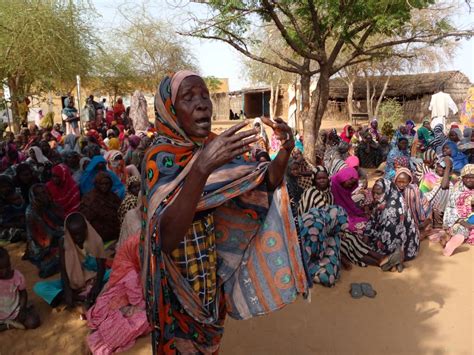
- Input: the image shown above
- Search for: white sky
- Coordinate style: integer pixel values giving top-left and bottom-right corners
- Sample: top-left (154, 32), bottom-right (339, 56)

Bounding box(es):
top-left (93, 0), bottom-right (474, 91)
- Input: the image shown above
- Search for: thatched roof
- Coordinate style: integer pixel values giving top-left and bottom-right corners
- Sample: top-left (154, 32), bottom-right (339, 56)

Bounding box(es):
top-left (328, 70), bottom-right (471, 100)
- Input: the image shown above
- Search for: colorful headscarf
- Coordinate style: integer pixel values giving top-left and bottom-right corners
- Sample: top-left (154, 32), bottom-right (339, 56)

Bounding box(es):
top-left (46, 164), bottom-right (80, 216)
top-left (461, 164), bottom-right (474, 177)
top-left (330, 167), bottom-right (367, 232)
top-left (105, 149), bottom-right (128, 184)
top-left (340, 125), bottom-right (353, 143)
top-left (141, 71), bottom-right (307, 354)
top-left (79, 155), bottom-right (125, 199)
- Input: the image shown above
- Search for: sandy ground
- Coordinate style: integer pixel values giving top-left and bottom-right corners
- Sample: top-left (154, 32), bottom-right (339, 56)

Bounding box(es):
top-left (1, 238), bottom-right (472, 355)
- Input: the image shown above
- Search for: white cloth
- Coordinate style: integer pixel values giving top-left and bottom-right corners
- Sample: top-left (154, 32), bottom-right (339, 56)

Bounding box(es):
top-left (429, 92), bottom-right (458, 118)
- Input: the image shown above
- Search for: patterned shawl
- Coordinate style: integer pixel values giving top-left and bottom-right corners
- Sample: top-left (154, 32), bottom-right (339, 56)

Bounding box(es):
top-left (395, 168), bottom-right (430, 226)
top-left (141, 71), bottom-right (307, 354)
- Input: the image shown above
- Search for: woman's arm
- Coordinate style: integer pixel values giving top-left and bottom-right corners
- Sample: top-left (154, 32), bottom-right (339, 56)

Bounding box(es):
top-left (59, 240), bottom-right (74, 307)
top-left (87, 258), bottom-right (106, 306)
top-left (160, 122), bottom-right (258, 253)
top-left (440, 157), bottom-right (452, 190)
top-left (263, 118), bottom-right (294, 190)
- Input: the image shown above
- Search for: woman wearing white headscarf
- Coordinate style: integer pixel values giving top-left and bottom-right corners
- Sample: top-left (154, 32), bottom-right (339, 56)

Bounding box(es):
top-left (129, 91), bottom-right (149, 132)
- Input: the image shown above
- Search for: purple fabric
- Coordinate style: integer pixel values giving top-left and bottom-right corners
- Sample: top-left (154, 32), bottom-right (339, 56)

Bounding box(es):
top-left (331, 167), bottom-right (367, 231)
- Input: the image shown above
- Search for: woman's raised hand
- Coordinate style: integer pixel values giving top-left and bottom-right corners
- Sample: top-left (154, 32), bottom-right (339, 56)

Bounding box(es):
top-left (197, 120), bottom-right (259, 176)
top-left (261, 117), bottom-right (294, 151)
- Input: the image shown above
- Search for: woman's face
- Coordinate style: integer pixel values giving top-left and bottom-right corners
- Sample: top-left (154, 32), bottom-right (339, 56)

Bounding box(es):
top-left (96, 177), bottom-right (112, 194)
top-left (435, 163), bottom-right (445, 177)
top-left (51, 172), bottom-right (62, 186)
top-left (66, 154), bottom-right (80, 169)
top-left (29, 149), bottom-right (36, 161)
top-left (129, 181), bottom-right (141, 196)
top-left (18, 168), bottom-right (33, 185)
top-left (395, 172), bottom-right (411, 191)
top-left (96, 162), bottom-right (106, 171)
top-left (463, 174), bottom-right (474, 189)
top-left (341, 178), bottom-right (357, 190)
top-left (0, 181), bottom-right (13, 198)
top-left (372, 183), bottom-right (384, 202)
top-left (174, 76), bottom-right (212, 138)
top-left (363, 134), bottom-right (372, 143)
top-left (448, 130), bottom-right (459, 142)
top-left (442, 144), bottom-right (452, 157)
top-left (289, 163), bottom-right (300, 177)
top-left (348, 127), bottom-right (354, 135)
top-left (398, 139), bottom-right (408, 151)
top-left (33, 185), bottom-right (50, 205)
top-left (314, 171), bottom-right (329, 190)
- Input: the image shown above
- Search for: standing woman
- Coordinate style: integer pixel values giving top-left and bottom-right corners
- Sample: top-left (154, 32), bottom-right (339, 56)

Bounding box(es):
top-left (141, 71), bottom-right (307, 353)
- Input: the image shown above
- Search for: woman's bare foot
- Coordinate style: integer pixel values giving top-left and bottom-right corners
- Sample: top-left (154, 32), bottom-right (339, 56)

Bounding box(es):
top-left (341, 255), bottom-right (353, 270)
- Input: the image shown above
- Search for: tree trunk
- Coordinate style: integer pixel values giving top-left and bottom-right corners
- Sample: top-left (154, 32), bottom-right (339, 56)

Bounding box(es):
top-left (7, 74), bottom-right (23, 133)
top-left (347, 79), bottom-right (354, 121)
top-left (365, 75), bottom-right (373, 119)
top-left (374, 76), bottom-right (391, 117)
top-left (303, 66), bottom-right (331, 166)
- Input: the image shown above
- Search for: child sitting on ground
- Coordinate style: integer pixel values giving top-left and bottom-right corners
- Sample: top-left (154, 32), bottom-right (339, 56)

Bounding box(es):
top-left (0, 247), bottom-right (40, 331)
top-left (33, 212), bottom-right (110, 310)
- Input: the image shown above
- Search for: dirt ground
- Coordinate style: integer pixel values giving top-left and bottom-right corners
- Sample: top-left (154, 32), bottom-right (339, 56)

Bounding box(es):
top-left (1, 238), bottom-right (472, 355)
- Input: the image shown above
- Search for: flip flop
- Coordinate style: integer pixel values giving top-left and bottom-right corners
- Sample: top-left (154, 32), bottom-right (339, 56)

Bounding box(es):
top-left (443, 234), bottom-right (465, 256)
top-left (349, 283), bottom-right (363, 299)
top-left (360, 283), bottom-right (377, 298)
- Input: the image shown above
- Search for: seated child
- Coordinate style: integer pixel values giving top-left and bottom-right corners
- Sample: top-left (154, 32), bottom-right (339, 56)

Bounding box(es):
top-left (34, 212), bottom-right (110, 309)
top-left (0, 247), bottom-right (40, 331)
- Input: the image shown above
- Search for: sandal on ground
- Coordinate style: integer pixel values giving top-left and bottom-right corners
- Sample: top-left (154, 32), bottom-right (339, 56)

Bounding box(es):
top-left (349, 283), bottom-right (363, 299)
top-left (381, 249), bottom-right (401, 272)
top-left (443, 234), bottom-right (465, 256)
top-left (360, 283), bottom-right (377, 298)
top-left (0, 320), bottom-right (26, 330)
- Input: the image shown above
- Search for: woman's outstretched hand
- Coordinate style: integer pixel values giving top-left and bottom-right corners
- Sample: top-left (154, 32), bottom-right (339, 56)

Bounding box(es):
top-left (197, 120), bottom-right (259, 176)
top-left (261, 117), bottom-right (294, 151)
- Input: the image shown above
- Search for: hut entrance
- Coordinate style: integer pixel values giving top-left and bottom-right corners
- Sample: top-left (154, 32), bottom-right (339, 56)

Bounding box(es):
top-left (243, 90), bottom-right (270, 118)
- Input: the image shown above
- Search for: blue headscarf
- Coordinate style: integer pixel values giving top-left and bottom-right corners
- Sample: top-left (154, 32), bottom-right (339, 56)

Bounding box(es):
top-left (443, 141), bottom-right (468, 173)
top-left (79, 155), bottom-right (125, 199)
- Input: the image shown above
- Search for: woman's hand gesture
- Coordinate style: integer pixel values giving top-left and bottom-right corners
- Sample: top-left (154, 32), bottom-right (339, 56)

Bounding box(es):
top-left (261, 117), bottom-right (294, 151)
top-left (197, 121), bottom-right (259, 176)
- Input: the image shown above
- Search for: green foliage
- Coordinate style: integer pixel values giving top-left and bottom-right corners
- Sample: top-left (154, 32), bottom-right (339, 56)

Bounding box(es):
top-left (378, 98), bottom-right (404, 128)
top-left (203, 76), bottom-right (223, 92)
top-left (0, 0), bottom-right (96, 95)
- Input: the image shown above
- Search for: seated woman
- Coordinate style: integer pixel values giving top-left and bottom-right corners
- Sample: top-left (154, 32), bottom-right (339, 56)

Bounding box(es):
top-left (385, 137), bottom-right (410, 180)
top-left (366, 178), bottom-right (420, 268)
top-left (26, 184), bottom-right (64, 278)
top-left (80, 155), bottom-right (125, 199)
top-left (287, 162), bottom-right (345, 286)
top-left (81, 172), bottom-right (121, 243)
top-left (0, 175), bottom-right (27, 243)
top-left (414, 149), bottom-right (437, 182)
top-left (420, 158), bottom-right (453, 228)
top-left (442, 141), bottom-right (468, 175)
top-left (393, 168), bottom-right (430, 238)
top-left (331, 167), bottom-right (368, 235)
top-left (130, 136), bottom-right (151, 170)
top-left (437, 165), bottom-right (474, 256)
top-left (298, 167), bottom-right (401, 271)
top-left (33, 212), bottom-right (109, 309)
top-left (118, 176), bottom-right (141, 225)
top-left (105, 150), bottom-right (128, 185)
top-left (86, 234), bottom-right (150, 354)
top-left (26, 146), bottom-right (51, 182)
top-left (0, 247), bottom-right (40, 331)
top-left (46, 164), bottom-right (80, 216)
top-left (417, 119), bottom-right (434, 152)
top-left (355, 132), bottom-right (380, 169)
top-left (340, 125), bottom-right (354, 143)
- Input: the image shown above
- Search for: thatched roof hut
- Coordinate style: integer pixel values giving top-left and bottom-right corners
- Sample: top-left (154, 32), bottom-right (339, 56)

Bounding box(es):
top-left (328, 70), bottom-right (471, 101)
top-left (325, 71), bottom-right (472, 122)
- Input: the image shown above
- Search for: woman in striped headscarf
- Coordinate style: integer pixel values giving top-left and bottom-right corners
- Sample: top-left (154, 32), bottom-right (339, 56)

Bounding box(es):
top-left (298, 166), bottom-right (402, 270)
top-left (414, 148), bottom-right (437, 182)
